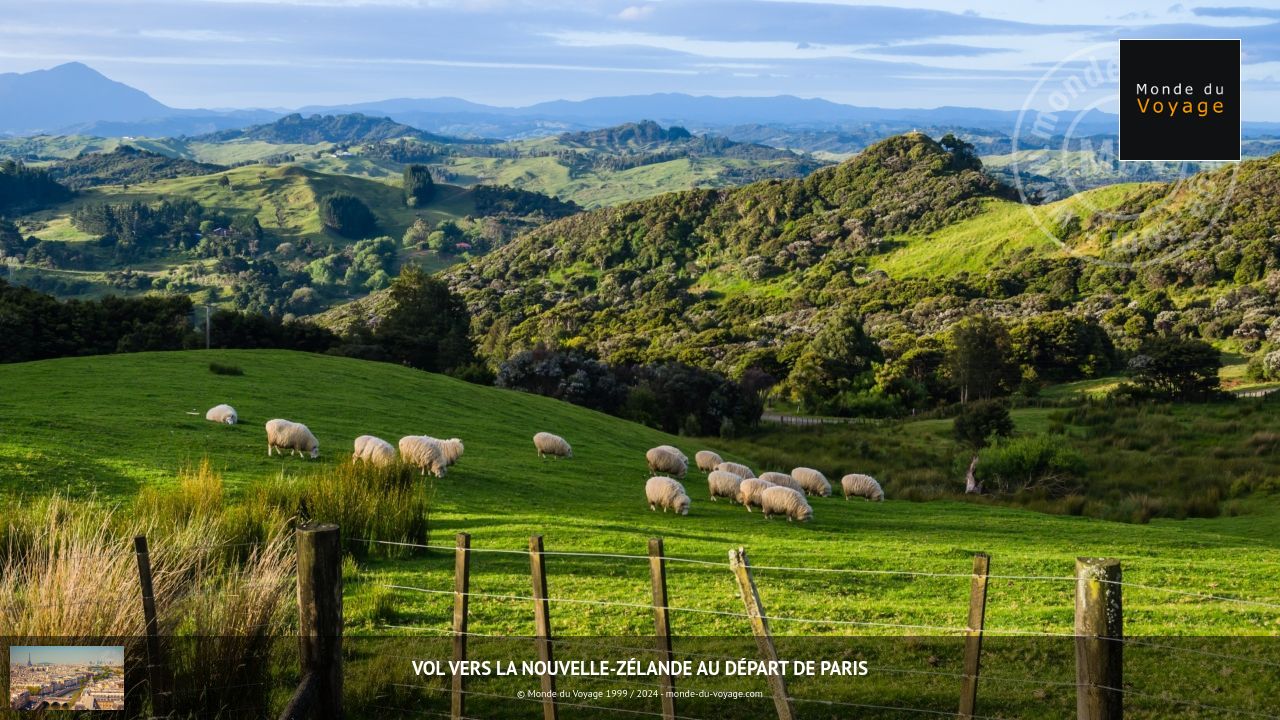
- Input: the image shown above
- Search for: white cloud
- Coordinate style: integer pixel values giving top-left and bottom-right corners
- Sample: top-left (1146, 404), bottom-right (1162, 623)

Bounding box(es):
top-left (618, 5), bottom-right (653, 21)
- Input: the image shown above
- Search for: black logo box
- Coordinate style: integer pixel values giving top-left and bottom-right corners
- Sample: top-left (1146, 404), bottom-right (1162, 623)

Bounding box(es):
top-left (1119, 39), bottom-right (1241, 162)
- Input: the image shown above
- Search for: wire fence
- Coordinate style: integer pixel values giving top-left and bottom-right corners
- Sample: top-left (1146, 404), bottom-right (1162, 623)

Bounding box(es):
top-left (346, 533), bottom-right (1280, 720)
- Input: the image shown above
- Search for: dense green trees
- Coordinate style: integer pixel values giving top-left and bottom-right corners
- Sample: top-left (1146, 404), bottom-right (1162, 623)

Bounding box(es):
top-left (0, 159), bottom-right (72, 214)
top-left (944, 315), bottom-right (1021, 403)
top-left (402, 164), bottom-right (434, 207)
top-left (1127, 336), bottom-right (1222, 401)
top-left (372, 266), bottom-right (476, 373)
top-left (787, 307), bottom-right (881, 412)
top-left (497, 346), bottom-right (761, 436)
top-left (318, 192), bottom-right (377, 239)
top-left (49, 146), bottom-right (223, 190)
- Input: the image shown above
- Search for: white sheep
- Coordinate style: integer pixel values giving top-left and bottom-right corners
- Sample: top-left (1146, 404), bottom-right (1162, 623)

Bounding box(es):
top-left (760, 486), bottom-right (813, 522)
top-left (439, 438), bottom-right (465, 466)
top-left (646, 446), bottom-right (688, 478)
top-left (759, 471), bottom-right (804, 493)
top-left (645, 476), bottom-right (691, 515)
top-left (791, 467), bottom-right (832, 497)
top-left (716, 461), bottom-right (755, 479)
top-left (656, 445), bottom-right (689, 463)
top-left (841, 474), bottom-right (884, 502)
top-left (265, 419), bottom-right (319, 459)
top-left (205, 404), bottom-right (238, 425)
top-left (707, 470), bottom-right (743, 503)
top-left (737, 477), bottom-right (776, 512)
top-left (399, 435), bottom-right (448, 477)
top-left (695, 450), bottom-right (723, 473)
top-left (353, 435), bottom-right (396, 467)
top-left (533, 432), bottom-right (573, 459)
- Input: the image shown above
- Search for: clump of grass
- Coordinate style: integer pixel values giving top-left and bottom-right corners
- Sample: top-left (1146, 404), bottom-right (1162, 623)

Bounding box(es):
top-left (209, 362), bottom-right (244, 376)
top-left (135, 458), bottom-right (225, 526)
top-left (251, 460), bottom-right (430, 558)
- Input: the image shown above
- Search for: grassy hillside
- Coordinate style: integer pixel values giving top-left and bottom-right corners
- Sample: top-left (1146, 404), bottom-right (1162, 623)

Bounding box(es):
top-left (23, 164), bottom-right (471, 246)
top-left (868, 183), bottom-right (1151, 278)
top-left (1, 349), bottom-right (1277, 644)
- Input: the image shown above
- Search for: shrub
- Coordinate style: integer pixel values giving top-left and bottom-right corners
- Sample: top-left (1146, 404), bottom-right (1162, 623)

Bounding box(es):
top-left (318, 191), bottom-right (378, 239)
top-left (971, 435), bottom-right (1087, 496)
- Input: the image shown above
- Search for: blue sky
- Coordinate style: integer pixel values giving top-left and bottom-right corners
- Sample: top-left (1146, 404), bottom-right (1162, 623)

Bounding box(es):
top-left (10, 645), bottom-right (124, 666)
top-left (1, 1), bottom-right (1278, 117)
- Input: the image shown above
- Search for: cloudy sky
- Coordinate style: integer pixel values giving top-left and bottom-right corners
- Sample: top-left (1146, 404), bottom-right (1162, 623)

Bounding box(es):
top-left (1, 0), bottom-right (1278, 117)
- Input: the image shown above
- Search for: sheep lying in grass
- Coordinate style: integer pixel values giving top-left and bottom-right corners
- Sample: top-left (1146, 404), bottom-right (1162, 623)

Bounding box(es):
top-left (707, 470), bottom-right (743, 503)
top-left (841, 474), bottom-right (884, 502)
top-left (791, 467), bottom-right (832, 497)
top-left (647, 446), bottom-right (688, 478)
top-left (206, 404), bottom-right (238, 425)
top-left (645, 476), bottom-right (691, 515)
top-left (353, 435), bottom-right (396, 467)
top-left (759, 471), bottom-right (804, 493)
top-left (265, 419), bottom-right (319, 459)
top-left (695, 450), bottom-right (723, 473)
top-left (533, 432), bottom-right (573, 459)
top-left (716, 461), bottom-right (755, 479)
top-left (439, 438), bottom-right (465, 466)
top-left (399, 435), bottom-right (449, 477)
top-left (760, 486), bottom-right (813, 522)
top-left (737, 477), bottom-right (776, 512)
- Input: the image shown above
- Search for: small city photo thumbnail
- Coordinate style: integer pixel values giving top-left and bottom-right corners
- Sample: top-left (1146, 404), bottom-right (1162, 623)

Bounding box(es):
top-left (8, 645), bottom-right (125, 711)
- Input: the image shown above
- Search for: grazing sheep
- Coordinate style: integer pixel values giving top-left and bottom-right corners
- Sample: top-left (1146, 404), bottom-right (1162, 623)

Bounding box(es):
top-left (841, 474), bottom-right (884, 502)
top-left (646, 446), bottom-right (688, 478)
top-left (205, 404), bottom-right (238, 425)
top-left (439, 438), bottom-right (465, 466)
top-left (265, 419), bottom-right (319, 459)
top-left (656, 445), bottom-right (689, 463)
top-left (760, 486), bottom-right (814, 522)
top-left (695, 450), bottom-right (723, 473)
top-left (716, 461), bottom-right (756, 479)
top-left (707, 470), bottom-right (743, 503)
top-left (353, 435), bottom-right (396, 467)
top-left (791, 467), bottom-right (832, 497)
top-left (759, 471), bottom-right (804, 493)
top-left (533, 432), bottom-right (573, 459)
top-left (645, 476), bottom-right (691, 515)
top-left (399, 435), bottom-right (449, 477)
top-left (737, 477), bottom-right (776, 512)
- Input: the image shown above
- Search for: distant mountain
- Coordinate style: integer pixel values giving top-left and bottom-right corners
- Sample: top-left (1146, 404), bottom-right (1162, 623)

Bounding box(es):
top-left (48, 146), bottom-right (225, 190)
top-left (560, 120), bottom-right (694, 148)
top-left (61, 110), bottom-right (283, 139)
top-left (195, 113), bottom-right (471, 145)
top-left (305, 93), bottom-right (1123, 139)
top-left (0, 63), bottom-right (173, 134)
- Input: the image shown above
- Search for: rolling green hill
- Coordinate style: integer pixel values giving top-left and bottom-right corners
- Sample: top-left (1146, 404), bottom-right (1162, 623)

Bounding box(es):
top-left (1, 348), bottom-right (1278, 644)
top-left (441, 133), bottom-right (1280, 417)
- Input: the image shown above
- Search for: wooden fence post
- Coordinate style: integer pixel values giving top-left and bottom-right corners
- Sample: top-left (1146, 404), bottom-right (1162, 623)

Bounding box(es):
top-left (648, 538), bottom-right (677, 720)
top-left (958, 552), bottom-right (990, 719)
top-left (728, 547), bottom-right (795, 720)
top-left (1075, 558), bottom-right (1122, 720)
top-left (452, 533), bottom-right (471, 720)
top-left (297, 523), bottom-right (343, 720)
top-left (133, 535), bottom-right (169, 717)
top-left (529, 535), bottom-right (558, 720)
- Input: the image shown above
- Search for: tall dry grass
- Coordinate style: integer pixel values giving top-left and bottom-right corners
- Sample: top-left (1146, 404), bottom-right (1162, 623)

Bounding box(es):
top-left (250, 459), bottom-right (431, 557)
top-left (1, 461), bottom-right (297, 639)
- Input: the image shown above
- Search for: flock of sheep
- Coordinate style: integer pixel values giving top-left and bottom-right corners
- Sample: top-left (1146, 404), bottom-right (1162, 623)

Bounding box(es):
top-left (203, 407), bottom-right (882, 524)
top-left (641, 446), bottom-right (883, 523)
top-left (206, 404), bottom-right (465, 476)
